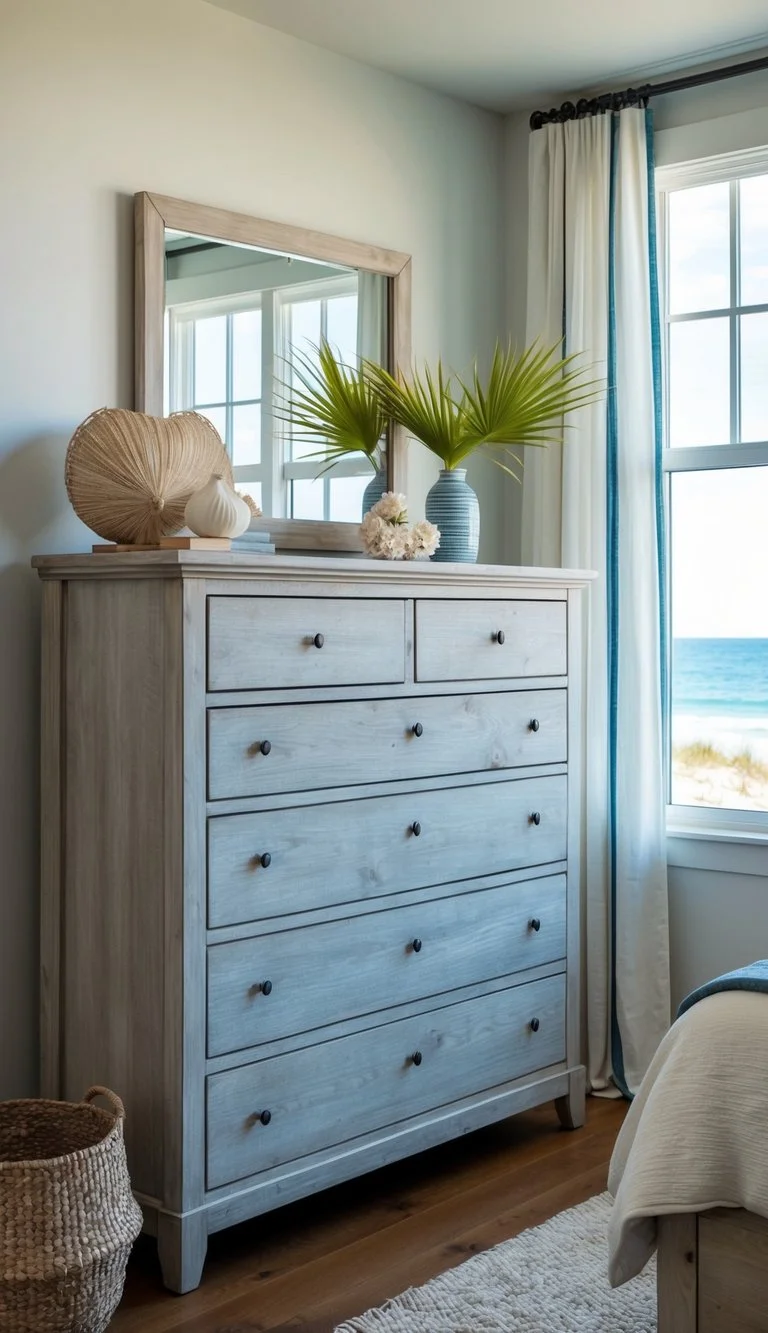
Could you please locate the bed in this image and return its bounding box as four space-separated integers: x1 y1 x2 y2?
608 984 768 1333
656 1206 768 1332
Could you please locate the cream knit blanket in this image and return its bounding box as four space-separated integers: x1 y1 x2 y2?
608 990 768 1286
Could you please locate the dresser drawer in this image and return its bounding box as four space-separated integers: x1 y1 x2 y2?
207 689 567 800
415 599 567 682
208 774 567 928
206 972 566 1188
207 874 566 1056
207 596 406 691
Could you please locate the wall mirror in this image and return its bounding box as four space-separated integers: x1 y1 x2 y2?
135 193 411 551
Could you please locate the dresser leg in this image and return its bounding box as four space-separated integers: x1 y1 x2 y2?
555 1066 586 1130
156 1211 208 1294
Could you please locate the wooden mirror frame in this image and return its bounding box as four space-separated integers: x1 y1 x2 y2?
134 192 411 552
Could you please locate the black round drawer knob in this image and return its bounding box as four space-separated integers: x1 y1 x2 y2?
258 852 272 868
411 1051 423 1066
259 740 272 756
313 633 325 649
529 918 541 933
492 629 506 644
412 722 424 737
412 938 423 953
410 821 422 837
530 811 541 826
529 1018 540 1033
529 718 540 733
259 1109 272 1126
260 979 273 996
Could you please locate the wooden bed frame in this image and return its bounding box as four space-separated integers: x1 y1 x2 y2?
658 1208 768 1332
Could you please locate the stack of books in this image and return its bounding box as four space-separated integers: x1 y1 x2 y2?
231 526 275 555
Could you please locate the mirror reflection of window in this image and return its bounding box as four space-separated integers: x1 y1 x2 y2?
163 233 387 522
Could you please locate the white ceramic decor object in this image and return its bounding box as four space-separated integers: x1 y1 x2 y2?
185 474 251 539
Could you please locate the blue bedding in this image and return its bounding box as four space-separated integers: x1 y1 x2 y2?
677 959 768 1018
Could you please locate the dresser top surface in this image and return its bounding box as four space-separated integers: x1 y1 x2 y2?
32 550 596 590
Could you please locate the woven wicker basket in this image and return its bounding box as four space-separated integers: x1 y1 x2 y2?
0 1087 142 1333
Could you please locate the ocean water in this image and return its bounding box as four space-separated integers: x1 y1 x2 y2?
672 638 768 761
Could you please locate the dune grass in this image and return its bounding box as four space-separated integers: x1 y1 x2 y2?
674 741 768 782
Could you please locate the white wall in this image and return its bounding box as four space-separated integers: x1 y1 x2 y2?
667 839 768 1011
654 54 768 159
502 62 768 1008
0 0 505 1098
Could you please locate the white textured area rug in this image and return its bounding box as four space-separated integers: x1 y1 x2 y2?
335 1193 655 1332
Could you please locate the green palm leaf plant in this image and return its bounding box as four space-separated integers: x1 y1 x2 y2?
459 340 605 480
364 357 474 471
274 338 387 477
366 340 605 481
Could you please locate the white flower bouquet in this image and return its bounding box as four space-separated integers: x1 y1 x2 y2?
360 493 440 561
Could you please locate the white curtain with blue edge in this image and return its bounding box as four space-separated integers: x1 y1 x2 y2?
523 108 670 1096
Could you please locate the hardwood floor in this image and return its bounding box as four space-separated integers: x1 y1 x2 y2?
112 1097 627 1332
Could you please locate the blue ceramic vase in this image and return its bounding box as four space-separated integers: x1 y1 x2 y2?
361 465 387 516
425 468 480 563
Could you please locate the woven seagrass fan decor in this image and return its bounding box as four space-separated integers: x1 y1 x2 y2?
65 407 233 544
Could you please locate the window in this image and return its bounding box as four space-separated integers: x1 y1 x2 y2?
659 155 768 825
168 297 264 510
166 275 373 521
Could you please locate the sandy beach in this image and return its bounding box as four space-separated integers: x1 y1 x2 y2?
673 746 768 811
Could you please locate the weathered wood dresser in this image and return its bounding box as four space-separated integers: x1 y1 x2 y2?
35 551 592 1291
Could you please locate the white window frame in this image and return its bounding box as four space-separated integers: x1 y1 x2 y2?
166 275 369 521
658 145 768 844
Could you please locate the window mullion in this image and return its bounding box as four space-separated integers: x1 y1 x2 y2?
663 441 768 472
320 300 331 520
262 292 281 517
730 178 740 446
187 321 195 412
225 314 234 459
663 466 673 806
659 188 671 457
167 312 184 412
660 189 673 805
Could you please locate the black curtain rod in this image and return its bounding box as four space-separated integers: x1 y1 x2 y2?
530 51 768 129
